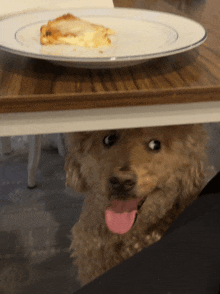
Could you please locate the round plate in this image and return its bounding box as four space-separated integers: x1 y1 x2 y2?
0 8 207 68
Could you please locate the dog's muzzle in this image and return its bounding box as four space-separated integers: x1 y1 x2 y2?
109 173 137 198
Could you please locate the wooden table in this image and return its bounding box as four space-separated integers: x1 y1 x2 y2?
1 0 220 136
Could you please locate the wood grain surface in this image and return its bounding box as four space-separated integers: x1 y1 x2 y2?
0 0 220 113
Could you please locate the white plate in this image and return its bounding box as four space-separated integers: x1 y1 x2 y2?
0 8 207 69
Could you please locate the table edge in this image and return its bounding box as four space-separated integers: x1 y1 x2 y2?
1 86 220 114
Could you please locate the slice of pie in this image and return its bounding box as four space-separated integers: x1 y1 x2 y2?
40 13 115 48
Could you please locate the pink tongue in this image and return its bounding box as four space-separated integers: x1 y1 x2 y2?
105 199 141 235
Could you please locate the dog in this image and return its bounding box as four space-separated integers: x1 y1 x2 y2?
64 124 208 285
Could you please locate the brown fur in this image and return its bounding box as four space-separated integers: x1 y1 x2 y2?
65 124 208 285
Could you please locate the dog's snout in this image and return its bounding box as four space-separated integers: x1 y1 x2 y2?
109 173 136 194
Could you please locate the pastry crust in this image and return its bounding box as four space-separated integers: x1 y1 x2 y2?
40 13 115 48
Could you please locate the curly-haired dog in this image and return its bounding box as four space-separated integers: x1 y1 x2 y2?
65 124 209 286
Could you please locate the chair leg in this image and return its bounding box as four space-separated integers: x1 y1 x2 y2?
57 133 66 157
27 135 41 189
0 137 11 155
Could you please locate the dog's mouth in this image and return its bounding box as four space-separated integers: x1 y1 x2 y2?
105 197 146 235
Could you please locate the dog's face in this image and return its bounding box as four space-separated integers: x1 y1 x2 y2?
65 124 207 235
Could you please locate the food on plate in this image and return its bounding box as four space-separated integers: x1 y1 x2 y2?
40 13 115 48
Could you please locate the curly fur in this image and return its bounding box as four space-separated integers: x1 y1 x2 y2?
64 124 209 286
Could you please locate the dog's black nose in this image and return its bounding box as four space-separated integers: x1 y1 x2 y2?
109 174 136 193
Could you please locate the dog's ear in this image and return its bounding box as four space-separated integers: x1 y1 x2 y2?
64 132 90 193
180 154 206 201
64 154 89 193
178 124 210 203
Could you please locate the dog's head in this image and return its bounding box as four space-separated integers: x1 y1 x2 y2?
65 124 208 235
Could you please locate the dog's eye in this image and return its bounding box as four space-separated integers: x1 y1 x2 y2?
103 134 118 147
148 140 161 151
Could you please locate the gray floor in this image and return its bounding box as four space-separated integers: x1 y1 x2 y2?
0 124 220 294
0 134 83 294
